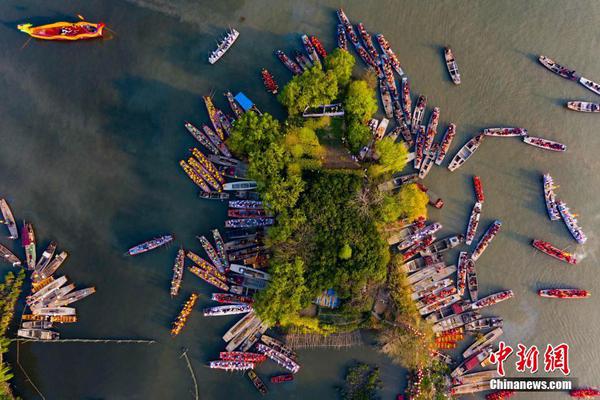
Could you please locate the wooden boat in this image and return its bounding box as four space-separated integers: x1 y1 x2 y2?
456 251 469 296
380 55 398 96
188 266 228 291
260 68 279 95
424 107 440 153
223 181 257 191
301 35 321 66
419 293 461 315
184 122 219 155
472 220 501 261
0 244 21 267
201 125 231 157
357 23 379 61
579 76 600 95
465 317 503 332
21 321 53 329
433 311 481 333
398 223 443 251
410 265 456 290
467 258 478 301
198 191 229 201
33 242 56 274
471 290 514 310
420 235 463 256
208 28 239 64
473 176 484 202
411 95 427 135
225 218 274 229
256 343 300 373
336 24 348 50
374 118 390 141
127 235 173 256
401 77 412 121
408 262 449 285
207 154 245 168
170 249 185 297
223 312 258 342
412 278 453 301
21 222 36 270
0 198 18 239
209 360 254 371
463 327 503 359
293 50 312 71
224 91 244 118
402 236 436 261
435 123 456 165
453 370 498 386
247 370 268 395
17 329 59 340
557 200 587 244
261 335 297 360
451 346 494 377
380 79 394 118
448 134 485 171
444 47 461 84
414 125 426 169
18 21 104 41
275 50 303 75
532 239 577 264
539 288 590 299
203 304 252 317
220 352 266 363
417 286 457 307
465 202 482 245
35 251 68 282
170 293 199 336
271 373 294 384
523 135 567 152
180 160 211 192
33 307 76 317
310 36 327 58
188 158 222 191
191 148 225 184
374 33 404 76
542 173 560 220
483 127 527 137
212 293 254 305
538 55 579 81
567 101 600 112
202 96 226 140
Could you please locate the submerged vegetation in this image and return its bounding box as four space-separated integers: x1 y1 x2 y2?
0 270 25 399
228 48 429 355
339 362 382 400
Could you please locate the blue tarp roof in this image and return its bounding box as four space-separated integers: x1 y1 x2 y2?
234 92 254 111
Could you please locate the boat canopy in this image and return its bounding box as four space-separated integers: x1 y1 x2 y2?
234 92 254 112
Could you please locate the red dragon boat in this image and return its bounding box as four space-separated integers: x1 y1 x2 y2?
473 176 484 202
539 288 590 299
212 293 254 304
219 351 266 363
18 21 105 41
310 35 327 58
271 373 294 384
261 68 279 94
532 239 577 264
570 388 600 398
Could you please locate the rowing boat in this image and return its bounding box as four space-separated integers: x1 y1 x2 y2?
471 290 514 310
424 107 440 153
379 79 394 118
336 24 348 50
523 135 567 152
448 134 485 171
401 77 412 122
566 101 600 112
538 55 579 81
542 173 560 220
456 251 469 296
557 200 587 244
465 202 482 245
532 239 577 264
463 327 503 359
472 220 502 261
444 47 461 84
579 76 600 95
483 127 527 137
539 288 590 299
18 21 104 41
0 199 18 239
473 176 485 202
21 222 36 270
414 125 426 169
435 123 456 165
411 95 427 135
0 244 21 267
451 346 494 377
465 317 503 332
467 258 478 301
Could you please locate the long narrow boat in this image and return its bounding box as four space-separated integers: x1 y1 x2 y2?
171 293 199 336
400 77 412 120
184 122 219 155
407 262 448 285
256 343 300 373
229 200 263 209
223 181 257 191
523 136 567 152
557 200 587 244
465 317 503 332
202 96 227 140
191 148 225 184
225 218 273 229
466 259 478 301
473 176 485 202
453 370 499 386
35 251 68 282
532 239 577 264
336 24 348 50
209 360 254 371
271 374 294 384
435 123 456 165
293 50 312 71
170 248 185 297
0 199 18 239
275 50 303 75
225 91 244 118
261 69 279 94
337 9 360 49
414 125 426 169
471 290 514 310
203 304 252 317
220 352 266 363
538 55 579 81
21 222 36 270
420 235 463 256
538 288 590 299
424 107 440 153
433 311 481 333
357 23 379 61
34 241 57 273
261 335 297 360
374 34 404 76
444 47 461 84
0 244 21 267
465 202 482 245
411 95 427 134
216 109 233 137
379 79 393 118
448 134 485 171
18 21 104 41
17 329 60 340
398 223 443 251
188 255 225 282
301 35 321 67
196 236 224 272
456 251 469 296
483 127 527 137
208 28 239 64
463 327 503 359
579 76 600 96
567 101 600 112
202 125 232 157
419 293 462 315
212 229 229 270
472 220 501 261
412 278 453 301
21 321 53 329
179 160 211 192
212 293 254 305
451 346 494 377
52 287 95 307
188 158 222 191
542 173 560 220
402 236 436 261
310 36 327 58
247 370 268 395
33 307 76 317
223 312 258 342
418 148 436 180
127 235 173 256
28 276 68 302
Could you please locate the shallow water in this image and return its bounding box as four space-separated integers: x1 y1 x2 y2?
1 0 599 399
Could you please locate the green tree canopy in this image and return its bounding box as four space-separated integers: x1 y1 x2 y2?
228 112 282 156
284 126 324 160
324 48 355 89
278 66 339 115
369 138 409 177
346 120 372 153
253 257 309 325
396 183 429 222
338 243 353 260
343 80 378 124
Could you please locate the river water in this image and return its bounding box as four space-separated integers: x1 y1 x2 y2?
0 1 599 399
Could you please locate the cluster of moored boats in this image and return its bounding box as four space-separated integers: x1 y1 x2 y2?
0 198 95 340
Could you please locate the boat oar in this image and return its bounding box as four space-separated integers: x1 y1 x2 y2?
20 37 32 50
